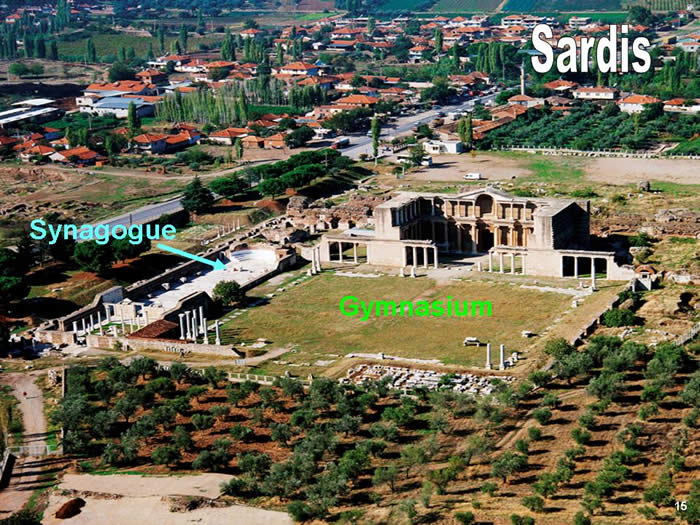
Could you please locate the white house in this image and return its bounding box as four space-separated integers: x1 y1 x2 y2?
424 140 464 155
618 94 661 113
572 86 618 101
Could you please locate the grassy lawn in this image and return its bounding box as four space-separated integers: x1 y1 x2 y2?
57 33 225 59
221 272 579 373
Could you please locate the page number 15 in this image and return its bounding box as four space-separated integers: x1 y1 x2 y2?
676 501 687 511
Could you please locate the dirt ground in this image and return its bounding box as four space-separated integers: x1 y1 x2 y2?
584 157 700 185
387 153 700 186
58 472 232 499
0 372 48 518
399 153 532 182
45 473 292 525
43 494 293 525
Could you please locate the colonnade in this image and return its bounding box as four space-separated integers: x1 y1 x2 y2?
402 244 438 269
484 251 527 275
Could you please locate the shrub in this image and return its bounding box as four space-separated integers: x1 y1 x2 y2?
455 511 475 525
628 232 653 247
571 427 592 445
527 427 542 441
522 495 544 512
574 511 591 525
287 501 315 522
602 308 636 327
480 481 497 496
532 407 552 425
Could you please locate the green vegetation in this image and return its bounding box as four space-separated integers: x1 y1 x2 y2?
504 0 621 11
481 103 700 152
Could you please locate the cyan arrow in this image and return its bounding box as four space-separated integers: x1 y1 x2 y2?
157 243 226 271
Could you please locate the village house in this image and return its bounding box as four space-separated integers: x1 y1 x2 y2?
572 86 618 101
208 128 251 145
618 94 661 113
135 69 168 85
278 62 320 77
264 133 287 149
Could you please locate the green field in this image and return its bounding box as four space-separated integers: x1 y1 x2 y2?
57 32 225 60
221 272 577 372
430 0 503 12
503 0 622 11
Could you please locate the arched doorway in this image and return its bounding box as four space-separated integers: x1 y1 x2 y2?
476 194 494 218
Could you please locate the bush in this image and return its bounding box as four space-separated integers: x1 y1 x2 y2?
454 511 475 525
628 232 653 247
221 477 248 496
574 511 591 525
532 407 552 425
602 308 636 327
287 501 315 522
480 481 497 496
527 427 542 441
522 495 544 512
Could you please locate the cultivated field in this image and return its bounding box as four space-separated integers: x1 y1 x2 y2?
430 0 504 12
503 0 622 10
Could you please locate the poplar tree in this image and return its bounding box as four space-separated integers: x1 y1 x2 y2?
86 38 97 63
234 138 243 160
371 116 380 161
179 25 188 53
434 29 443 54
157 25 165 54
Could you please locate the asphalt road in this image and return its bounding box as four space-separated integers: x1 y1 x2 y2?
343 92 499 160
94 92 500 228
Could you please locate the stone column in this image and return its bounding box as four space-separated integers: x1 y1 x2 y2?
499 344 506 370
402 246 407 267
338 242 343 263
591 258 597 290
488 252 493 272
499 253 504 273
111 326 118 337
72 321 78 333
522 255 527 275
423 247 428 268
433 247 438 269
203 318 209 344
105 304 111 322
316 247 322 272
98 312 104 335
574 257 578 278
412 246 417 267
89 314 94 331
191 316 198 342
120 316 125 335
178 314 185 340
353 243 358 263
81 318 86 334
199 306 205 334
215 321 221 345
410 266 416 278
400 267 405 277
510 253 515 274
485 343 492 369
185 311 191 339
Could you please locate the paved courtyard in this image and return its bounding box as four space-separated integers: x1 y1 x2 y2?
145 249 278 310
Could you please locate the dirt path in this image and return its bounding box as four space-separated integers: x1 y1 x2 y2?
43 474 293 525
0 372 50 518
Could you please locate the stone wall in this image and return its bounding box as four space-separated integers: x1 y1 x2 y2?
86 333 242 357
35 330 76 345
